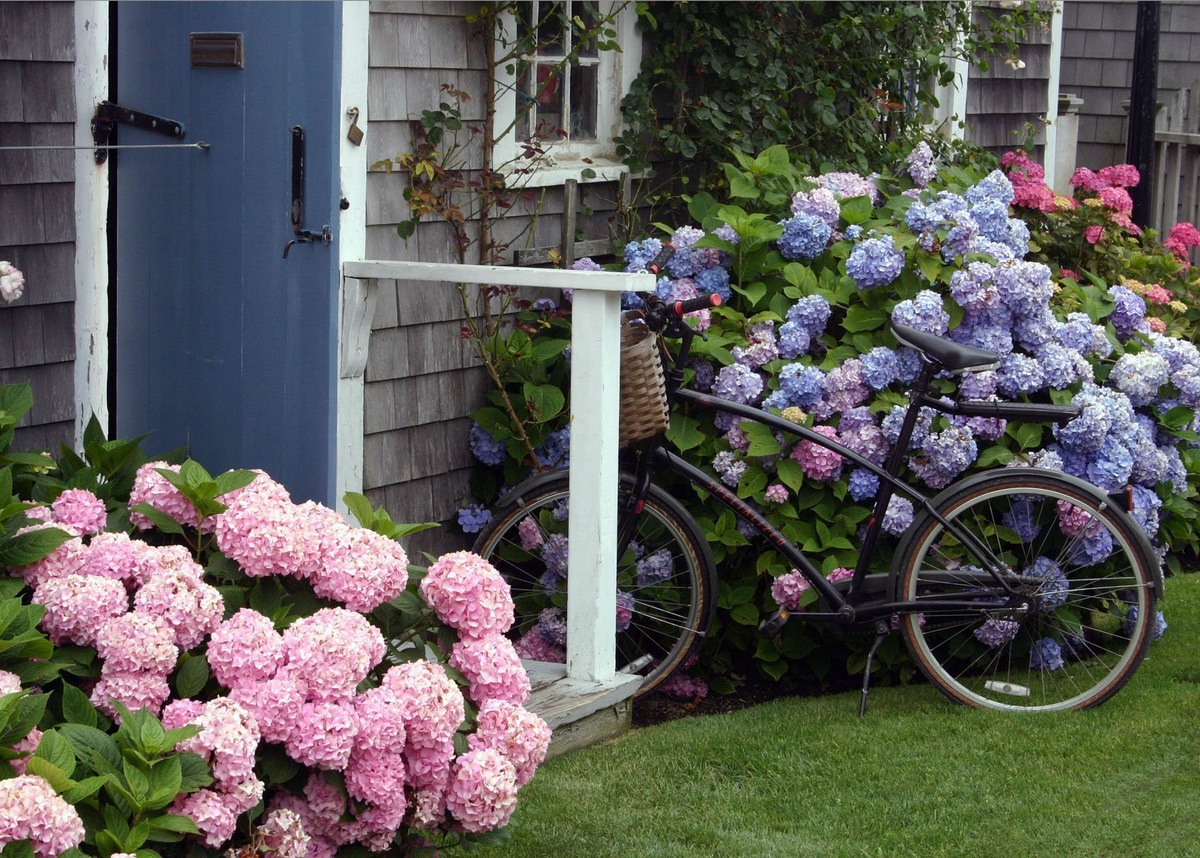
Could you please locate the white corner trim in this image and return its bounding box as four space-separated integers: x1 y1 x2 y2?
334 0 371 516
73 1 110 447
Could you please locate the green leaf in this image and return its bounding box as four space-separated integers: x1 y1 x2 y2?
523 382 566 423
775 457 804 493
665 415 706 453
730 602 761 626
841 305 887 334
839 195 874 224
732 280 768 308
177 751 212 792
145 756 183 808
25 756 73 792
741 422 780 457
174 655 210 699
1 840 35 858
0 526 72 567
32 728 75 778
59 723 121 774
62 774 110 804
60 683 98 729
128 503 185 535
342 492 377 528
145 813 201 836
0 692 47 747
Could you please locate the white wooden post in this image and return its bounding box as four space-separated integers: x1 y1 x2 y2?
341 260 654 684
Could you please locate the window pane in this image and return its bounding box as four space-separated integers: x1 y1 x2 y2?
569 63 597 140
575 1 599 58
516 61 532 142
537 1 566 57
536 62 565 140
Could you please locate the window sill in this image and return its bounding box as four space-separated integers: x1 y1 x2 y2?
498 159 629 189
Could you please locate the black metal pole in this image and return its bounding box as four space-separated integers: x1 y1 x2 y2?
1126 0 1160 228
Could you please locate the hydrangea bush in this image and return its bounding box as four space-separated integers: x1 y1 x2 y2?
464 143 1193 693
0 394 551 857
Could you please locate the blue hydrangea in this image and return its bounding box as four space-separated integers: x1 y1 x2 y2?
891 290 949 336
777 212 833 260
882 496 915 535
859 347 900 390
1037 343 1088 390
1085 437 1135 492
906 141 937 187
964 169 1015 210
1001 496 1041 543
1029 637 1065 671
1110 351 1170 407
1012 307 1059 352
540 534 570 580
843 224 864 241
777 363 826 409
1123 605 1168 641
1130 484 1162 538
790 187 842 228
847 468 880 501
881 404 934 449
1025 557 1069 613
1055 312 1096 354
1108 284 1149 341
712 223 740 245
959 370 998 399
1150 331 1200 373
469 423 507 466
996 353 1045 397
713 363 764 404
941 211 981 260
535 427 571 469
620 291 646 310
694 266 732 301
974 619 1020 648
895 347 924 384
911 424 977 488
1070 525 1114 566
624 237 663 272
777 322 812 359
949 261 1001 314
1171 365 1200 408
846 234 906 289
537 607 568 646
457 503 492 534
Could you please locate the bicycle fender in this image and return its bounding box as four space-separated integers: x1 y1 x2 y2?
889 468 1164 600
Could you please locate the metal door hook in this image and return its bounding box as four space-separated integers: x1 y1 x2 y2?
283 125 334 258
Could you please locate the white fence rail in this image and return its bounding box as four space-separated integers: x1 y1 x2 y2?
342 259 655 687
1153 82 1200 262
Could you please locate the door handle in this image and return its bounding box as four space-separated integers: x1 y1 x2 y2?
283 125 332 258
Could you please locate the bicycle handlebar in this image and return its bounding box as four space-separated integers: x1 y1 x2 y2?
646 242 676 275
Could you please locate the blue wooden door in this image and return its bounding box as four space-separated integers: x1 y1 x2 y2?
114 2 341 504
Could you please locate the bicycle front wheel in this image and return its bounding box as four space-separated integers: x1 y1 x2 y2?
472 474 716 696
894 469 1159 712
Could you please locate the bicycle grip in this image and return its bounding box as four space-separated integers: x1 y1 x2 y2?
672 293 723 316
646 242 676 275
759 608 789 636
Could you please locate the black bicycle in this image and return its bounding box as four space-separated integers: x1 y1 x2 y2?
474 272 1163 713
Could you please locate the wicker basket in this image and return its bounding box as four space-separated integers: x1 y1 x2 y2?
619 310 670 446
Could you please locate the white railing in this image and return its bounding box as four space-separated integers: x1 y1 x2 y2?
1153 82 1200 263
341 260 655 686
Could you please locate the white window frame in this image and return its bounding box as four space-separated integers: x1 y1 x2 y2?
491 1 641 188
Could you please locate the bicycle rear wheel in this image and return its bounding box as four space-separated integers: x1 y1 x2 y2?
472 473 716 696
894 469 1159 711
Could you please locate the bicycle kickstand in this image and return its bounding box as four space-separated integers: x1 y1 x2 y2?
858 620 891 717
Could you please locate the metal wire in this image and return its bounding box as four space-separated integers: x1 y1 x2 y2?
0 142 211 151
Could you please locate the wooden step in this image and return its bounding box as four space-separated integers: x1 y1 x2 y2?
523 661 642 758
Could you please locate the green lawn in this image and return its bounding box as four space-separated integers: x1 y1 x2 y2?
478 574 1200 857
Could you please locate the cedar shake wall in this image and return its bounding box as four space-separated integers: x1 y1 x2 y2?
0 1 77 455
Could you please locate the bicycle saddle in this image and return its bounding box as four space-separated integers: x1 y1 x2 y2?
890 323 1001 373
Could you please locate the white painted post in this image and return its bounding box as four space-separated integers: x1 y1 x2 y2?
341 260 655 684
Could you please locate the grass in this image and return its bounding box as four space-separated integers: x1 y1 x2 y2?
467 574 1200 857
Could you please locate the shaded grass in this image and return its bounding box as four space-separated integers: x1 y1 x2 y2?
473 575 1200 857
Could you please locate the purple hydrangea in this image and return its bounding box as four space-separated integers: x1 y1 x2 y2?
713 363 765 404
1123 605 1168 641
712 224 740 245
974 619 1020 648
469 423 507 466
777 212 833 260
891 290 950 336
1024 556 1069 613
457 503 492 534
996 353 1046 396
537 607 568 647
1001 496 1041 543
847 468 880 501
776 363 826 409
906 141 937 188
636 547 673 587
910 424 977 489
882 496 914 535
1037 343 1090 390
712 451 748 488
624 237 664 272
846 234 906 289
1029 637 1065 671
860 347 900 390
1108 284 1149 341
811 171 880 203
949 261 1001 314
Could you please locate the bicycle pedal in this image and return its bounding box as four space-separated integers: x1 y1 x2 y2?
759 609 789 636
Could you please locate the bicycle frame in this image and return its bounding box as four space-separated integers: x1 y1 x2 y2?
620 319 1057 626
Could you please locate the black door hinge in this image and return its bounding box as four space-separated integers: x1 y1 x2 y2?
91 101 187 164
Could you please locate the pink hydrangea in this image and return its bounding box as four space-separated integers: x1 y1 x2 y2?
90 670 172 719
0 670 20 695
207 609 285 689
517 516 543 551
281 608 385 701
382 661 465 749
309 519 410 612
1084 225 1105 245
770 570 812 611
513 627 566 663
229 670 307 744
33 574 128 645
344 802 406 852
14 527 86 589
94 611 178 674
467 699 551 787
249 808 310 858
343 746 408 806
658 671 709 701
1097 163 1140 188
444 748 519 834
1097 185 1133 214
1147 316 1167 333
764 484 789 504
0 774 86 858
1070 167 1103 191
1164 221 1200 263
1057 500 1096 537
171 788 240 849
134 562 224 650
162 698 208 730
9 728 41 775
50 488 107 535
352 684 407 755
214 488 328 579
449 634 531 706
284 698 359 770
172 698 261 789
790 425 844 482
80 531 152 588
420 551 515 639
129 461 205 531
404 740 455 829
